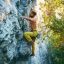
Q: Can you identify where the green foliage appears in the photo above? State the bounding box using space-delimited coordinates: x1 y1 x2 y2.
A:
50 18 64 35
39 0 64 64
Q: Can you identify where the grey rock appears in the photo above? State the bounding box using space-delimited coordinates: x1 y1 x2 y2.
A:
0 0 50 64
0 0 33 63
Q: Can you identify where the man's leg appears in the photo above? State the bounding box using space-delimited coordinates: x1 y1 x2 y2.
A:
31 40 35 56
31 31 38 55
23 31 38 56
24 32 35 56
23 32 33 43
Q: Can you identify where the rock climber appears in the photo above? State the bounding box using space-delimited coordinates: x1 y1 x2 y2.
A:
20 9 38 56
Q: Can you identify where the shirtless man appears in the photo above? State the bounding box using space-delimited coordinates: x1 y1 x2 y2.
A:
21 10 38 56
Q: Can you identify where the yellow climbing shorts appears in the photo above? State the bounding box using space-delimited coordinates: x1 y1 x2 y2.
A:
23 30 38 42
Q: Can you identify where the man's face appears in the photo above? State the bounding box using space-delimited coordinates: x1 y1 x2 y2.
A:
30 12 36 18
30 13 35 17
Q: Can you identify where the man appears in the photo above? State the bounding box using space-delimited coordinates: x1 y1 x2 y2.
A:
21 10 38 56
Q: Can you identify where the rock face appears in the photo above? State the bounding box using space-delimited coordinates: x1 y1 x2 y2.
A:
0 0 50 64
0 0 35 63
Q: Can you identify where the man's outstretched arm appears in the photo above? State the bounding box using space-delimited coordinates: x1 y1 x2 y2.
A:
20 16 35 22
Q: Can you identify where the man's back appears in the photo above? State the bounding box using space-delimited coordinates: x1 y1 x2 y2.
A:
30 20 36 31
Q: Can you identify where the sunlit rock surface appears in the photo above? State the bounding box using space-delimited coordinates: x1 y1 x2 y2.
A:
0 0 50 64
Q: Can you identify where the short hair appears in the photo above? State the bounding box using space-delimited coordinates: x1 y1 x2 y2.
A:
29 10 36 18
31 10 36 15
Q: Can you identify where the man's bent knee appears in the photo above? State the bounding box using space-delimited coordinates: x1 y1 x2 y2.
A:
23 32 32 42
23 32 27 37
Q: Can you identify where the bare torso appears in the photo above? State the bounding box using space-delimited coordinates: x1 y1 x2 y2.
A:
20 16 37 31
30 20 36 31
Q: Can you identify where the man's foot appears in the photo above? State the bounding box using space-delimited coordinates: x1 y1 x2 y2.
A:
30 53 35 56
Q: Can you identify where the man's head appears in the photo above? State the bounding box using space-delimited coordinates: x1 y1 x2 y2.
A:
29 10 36 18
